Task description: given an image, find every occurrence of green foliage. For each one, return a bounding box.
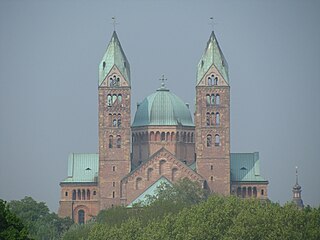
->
[62,222,95,240]
[61,179,320,239]
[8,196,73,240]
[0,199,30,240]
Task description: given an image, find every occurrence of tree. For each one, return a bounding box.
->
[8,196,73,240]
[0,199,30,240]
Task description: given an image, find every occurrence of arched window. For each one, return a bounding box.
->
[261,189,264,196]
[183,132,187,142]
[211,165,213,170]
[214,77,218,85]
[136,177,142,190]
[87,189,90,200]
[82,189,86,200]
[242,187,247,198]
[211,112,215,125]
[103,61,106,69]
[216,94,220,105]
[159,160,166,175]
[109,135,113,148]
[215,134,220,146]
[112,191,115,198]
[117,114,121,127]
[208,77,212,86]
[166,132,170,141]
[187,133,190,143]
[65,191,68,197]
[72,190,76,200]
[207,134,212,147]
[155,131,160,141]
[107,95,112,106]
[206,112,210,126]
[253,187,257,198]
[171,132,175,141]
[161,132,165,141]
[109,113,112,126]
[206,94,210,105]
[113,119,117,127]
[172,168,178,181]
[112,94,117,103]
[216,112,220,125]
[248,187,252,197]
[176,132,180,142]
[77,189,81,200]
[78,210,85,224]
[211,94,214,105]
[210,176,214,181]
[147,168,153,181]
[191,133,194,143]
[116,135,121,148]
[118,94,122,103]
[150,131,155,141]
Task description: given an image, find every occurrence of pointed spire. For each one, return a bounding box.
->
[292,166,304,208]
[197,31,229,85]
[99,30,130,86]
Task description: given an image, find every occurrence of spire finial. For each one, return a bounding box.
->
[295,166,299,185]
[209,17,216,32]
[159,74,167,88]
[111,17,118,31]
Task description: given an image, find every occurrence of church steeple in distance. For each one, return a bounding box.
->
[292,166,304,208]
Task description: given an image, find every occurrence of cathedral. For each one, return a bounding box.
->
[58,30,269,223]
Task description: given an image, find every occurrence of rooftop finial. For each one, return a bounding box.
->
[112,17,118,31]
[159,74,167,89]
[209,17,215,32]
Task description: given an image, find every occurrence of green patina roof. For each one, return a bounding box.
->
[132,85,194,127]
[99,31,130,86]
[197,31,229,85]
[127,176,172,207]
[230,152,267,182]
[61,153,98,183]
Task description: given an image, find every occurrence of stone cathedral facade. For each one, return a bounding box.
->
[58,30,268,223]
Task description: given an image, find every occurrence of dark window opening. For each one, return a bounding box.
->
[78,210,85,224]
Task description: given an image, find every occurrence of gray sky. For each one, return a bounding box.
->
[1,0,319,212]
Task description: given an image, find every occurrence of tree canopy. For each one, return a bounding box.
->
[62,178,320,240]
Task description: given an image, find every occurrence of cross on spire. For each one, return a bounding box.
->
[209,17,217,32]
[111,17,118,31]
[159,74,167,88]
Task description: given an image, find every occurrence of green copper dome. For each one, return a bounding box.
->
[132,86,194,127]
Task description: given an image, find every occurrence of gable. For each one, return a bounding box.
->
[121,148,205,205]
[127,176,172,207]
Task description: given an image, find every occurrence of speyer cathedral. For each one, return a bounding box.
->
[58,30,269,223]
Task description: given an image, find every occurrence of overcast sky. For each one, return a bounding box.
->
[0,0,319,212]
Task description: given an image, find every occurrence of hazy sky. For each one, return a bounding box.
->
[1,0,319,212]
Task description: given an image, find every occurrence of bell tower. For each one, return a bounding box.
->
[98,31,131,209]
[195,31,230,195]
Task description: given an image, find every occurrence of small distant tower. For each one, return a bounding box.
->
[292,166,304,208]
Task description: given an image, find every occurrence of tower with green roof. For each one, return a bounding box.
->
[195,31,231,195]
[98,31,131,209]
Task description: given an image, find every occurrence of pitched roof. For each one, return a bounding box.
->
[61,153,98,183]
[230,152,267,183]
[99,31,130,86]
[127,176,172,207]
[197,31,229,85]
